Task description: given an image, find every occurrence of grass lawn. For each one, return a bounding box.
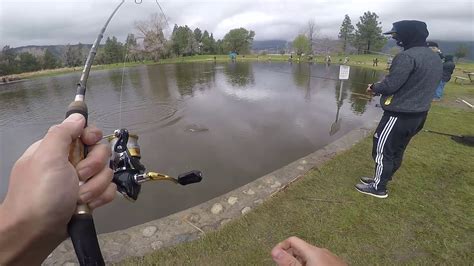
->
[120,78,474,264]
[4,53,472,264]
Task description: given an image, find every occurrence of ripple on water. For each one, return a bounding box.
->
[92,98,184,135]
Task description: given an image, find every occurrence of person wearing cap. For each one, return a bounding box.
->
[433,54,455,101]
[355,20,442,198]
[426,41,456,101]
[426,41,444,58]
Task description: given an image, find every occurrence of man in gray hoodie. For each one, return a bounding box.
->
[355,20,442,198]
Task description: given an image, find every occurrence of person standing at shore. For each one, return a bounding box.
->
[427,41,456,101]
[355,20,442,198]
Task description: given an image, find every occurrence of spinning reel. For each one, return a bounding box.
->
[106,129,203,201]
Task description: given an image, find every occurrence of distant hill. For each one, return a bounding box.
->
[252,39,342,55]
[11,44,92,62]
[383,39,474,60]
[252,40,288,53]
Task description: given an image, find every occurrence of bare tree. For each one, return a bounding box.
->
[306,20,319,55]
[134,13,168,61]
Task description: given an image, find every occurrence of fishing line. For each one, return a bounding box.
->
[118,44,130,129]
[118,0,169,128]
[134,0,171,29]
[155,0,170,29]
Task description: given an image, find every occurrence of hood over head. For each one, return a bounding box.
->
[384,20,429,50]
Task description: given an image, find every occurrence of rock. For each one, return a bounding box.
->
[58,243,69,253]
[297,166,305,171]
[265,176,276,184]
[243,189,255,195]
[271,181,282,188]
[151,241,163,250]
[142,226,157,237]
[221,219,232,226]
[300,160,308,164]
[227,196,238,205]
[211,203,223,214]
[189,214,201,223]
[241,207,251,215]
[254,199,264,205]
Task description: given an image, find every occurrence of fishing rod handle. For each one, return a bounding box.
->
[66,101,105,266]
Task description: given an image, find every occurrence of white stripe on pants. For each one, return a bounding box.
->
[374,116,398,190]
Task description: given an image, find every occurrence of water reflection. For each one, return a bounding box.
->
[0,62,383,233]
[175,63,216,97]
[223,62,254,87]
[348,67,380,114]
[330,80,346,135]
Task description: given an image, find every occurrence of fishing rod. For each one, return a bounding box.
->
[424,130,474,147]
[66,1,202,265]
[66,1,125,264]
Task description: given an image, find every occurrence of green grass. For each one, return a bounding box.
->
[120,78,474,265]
[4,52,472,264]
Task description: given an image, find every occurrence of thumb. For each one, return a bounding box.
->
[39,113,86,157]
[271,246,302,266]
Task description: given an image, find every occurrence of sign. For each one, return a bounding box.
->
[339,65,350,80]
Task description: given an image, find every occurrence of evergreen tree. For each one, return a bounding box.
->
[201,30,217,54]
[0,45,18,75]
[194,28,202,43]
[216,39,225,54]
[171,25,197,56]
[18,52,41,72]
[338,14,355,53]
[103,36,125,64]
[353,11,386,53]
[42,49,60,69]
[65,45,75,67]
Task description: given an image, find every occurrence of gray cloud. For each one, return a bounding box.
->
[1,0,473,47]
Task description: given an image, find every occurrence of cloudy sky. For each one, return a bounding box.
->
[1,0,473,47]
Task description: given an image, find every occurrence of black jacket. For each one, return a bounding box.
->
[372,21,442,113]
[442,58,455,82]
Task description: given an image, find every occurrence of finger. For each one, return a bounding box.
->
[82,125,103,146]
[39,114,85,157]
[76,143,111,182]
[277,237,313,261]
[78,165,113,203]
[88,183,117,209]
[271,246,302,266]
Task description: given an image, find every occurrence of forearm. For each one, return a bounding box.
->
[0,205,63,265]
[372,54,414,95]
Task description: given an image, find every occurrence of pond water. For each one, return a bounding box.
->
[0,61,383,233]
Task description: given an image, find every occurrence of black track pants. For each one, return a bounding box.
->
[372,112,427,190]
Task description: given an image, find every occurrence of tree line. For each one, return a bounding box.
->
[0,13,255,76]
[292,11,387,57]
[1,11,470,76]
[293,11,470,59]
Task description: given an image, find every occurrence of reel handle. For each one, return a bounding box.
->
[177,170,203,185]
